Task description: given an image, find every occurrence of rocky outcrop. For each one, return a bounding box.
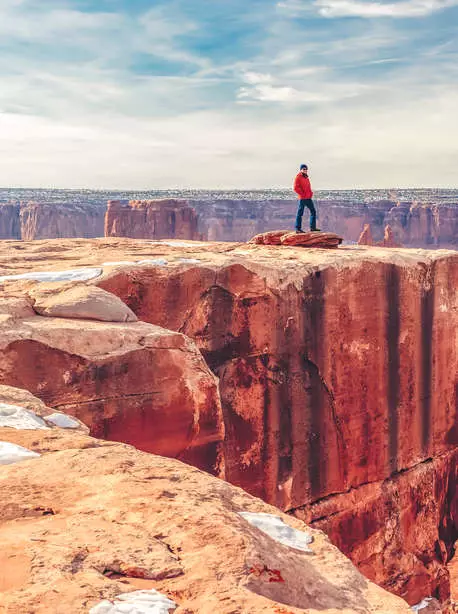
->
[104,199,200,240]
[20,202,105,240]
[0,203,21,239]
[0,238,457,606]
[0,386,410,613]
[31,285,138,322]
[95,241,457,605]
[358,224,401,247]
[249,230,343,248]
[0,296,224,475]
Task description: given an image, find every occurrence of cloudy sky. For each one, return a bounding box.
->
[1,0,457,189]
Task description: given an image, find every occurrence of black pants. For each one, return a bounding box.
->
[295,199,317,231]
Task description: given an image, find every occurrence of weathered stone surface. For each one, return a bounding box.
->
[358,224,401,247]
[31,285,138,322]
[0,203,21,239]
[105,200,199,240]
[20,201,105,240]
[0,309,224,476]
[280,231,343,248]
[249,230,290,245]
[0,238,457,606]
[0,423,410,613]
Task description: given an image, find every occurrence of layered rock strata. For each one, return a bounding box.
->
[0,238,457,606]
[104,199,199,240]
[0,294,224,476]
[20,201,105,240]
[0,385,410,613]
[0,203,21,239]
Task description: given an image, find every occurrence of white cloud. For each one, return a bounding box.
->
[279,0,458,18]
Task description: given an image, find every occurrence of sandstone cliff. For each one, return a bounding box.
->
[0,238,457,607]
[0,386,410,614]
[0,203,21,239]
[104,199,200,240]
[20,201,105,240]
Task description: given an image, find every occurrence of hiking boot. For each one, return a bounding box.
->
[310,228,321,232]
[295,229,305,234]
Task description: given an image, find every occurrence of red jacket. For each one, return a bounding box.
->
[294,173,313,199]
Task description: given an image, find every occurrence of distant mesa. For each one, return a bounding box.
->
[104,199,200,240]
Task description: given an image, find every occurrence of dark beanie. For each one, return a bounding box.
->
[300,164,308,170]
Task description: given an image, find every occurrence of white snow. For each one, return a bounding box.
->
[0,441,41,465]
[137,259,168,266]
[89,589,177,614]
[239,512,313,553]
[411,598,435,612]
[0,268,102,283]
[0,403,48,430]
[178,258,201,264]
[102,261,136,266]
[44,412,80,429]
[150,241,196,248]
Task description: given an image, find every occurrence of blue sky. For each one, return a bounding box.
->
[1,0,457,189]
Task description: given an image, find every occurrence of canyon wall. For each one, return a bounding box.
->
[104,199,200,240]
[0,239,457,606]
[1,198,456,248]
[96,245,458,604]
[20,201,105,240]
[0,203,21,239]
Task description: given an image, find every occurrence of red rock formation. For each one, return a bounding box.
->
[0,300,224,476]
[358,224,401,248]
[20,202,105,240]
[0,239,457,606]
[104,199,199,240]
[357,224,374,246]
[0,387,410,613]
[95,243,458,605]
[0,203,21,239]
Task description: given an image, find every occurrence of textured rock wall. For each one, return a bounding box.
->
[98,249,458,604]
[0,203,21,239]
[104,199,200,240]
[0,309,224,476]
[0,385,411,614]
[20,202,105,240]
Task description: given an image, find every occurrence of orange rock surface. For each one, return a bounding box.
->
[0,385,410,613]
[104,199,199,240]
[0,237,457,606]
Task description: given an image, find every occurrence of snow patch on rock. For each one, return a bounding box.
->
[0,441,41,465]
[89,589,177,614]
[239,512,313,553]
[150,241,196,248]
[0,268,102,283]
[44,412,81,429]
[0,403,48,430]
[178,258,201,264]
[411,598,437,612]
[102,261,136,266]
[137,259,168,266]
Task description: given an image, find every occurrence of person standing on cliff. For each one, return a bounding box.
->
[293,164,320,233]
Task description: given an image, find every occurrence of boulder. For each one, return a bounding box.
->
[31,285,137,322]
[248,230,290,245]
[280,231,343,248]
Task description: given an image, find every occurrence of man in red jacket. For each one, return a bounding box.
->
[293,164,320,232]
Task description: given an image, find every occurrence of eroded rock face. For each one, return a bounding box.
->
[0,203,21,239]
[0,239,457,606]
[0,309,224,476]
[20,202,105,240]
[105,200,199,240]
[0,410,410,613]
[96,242,458,605]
